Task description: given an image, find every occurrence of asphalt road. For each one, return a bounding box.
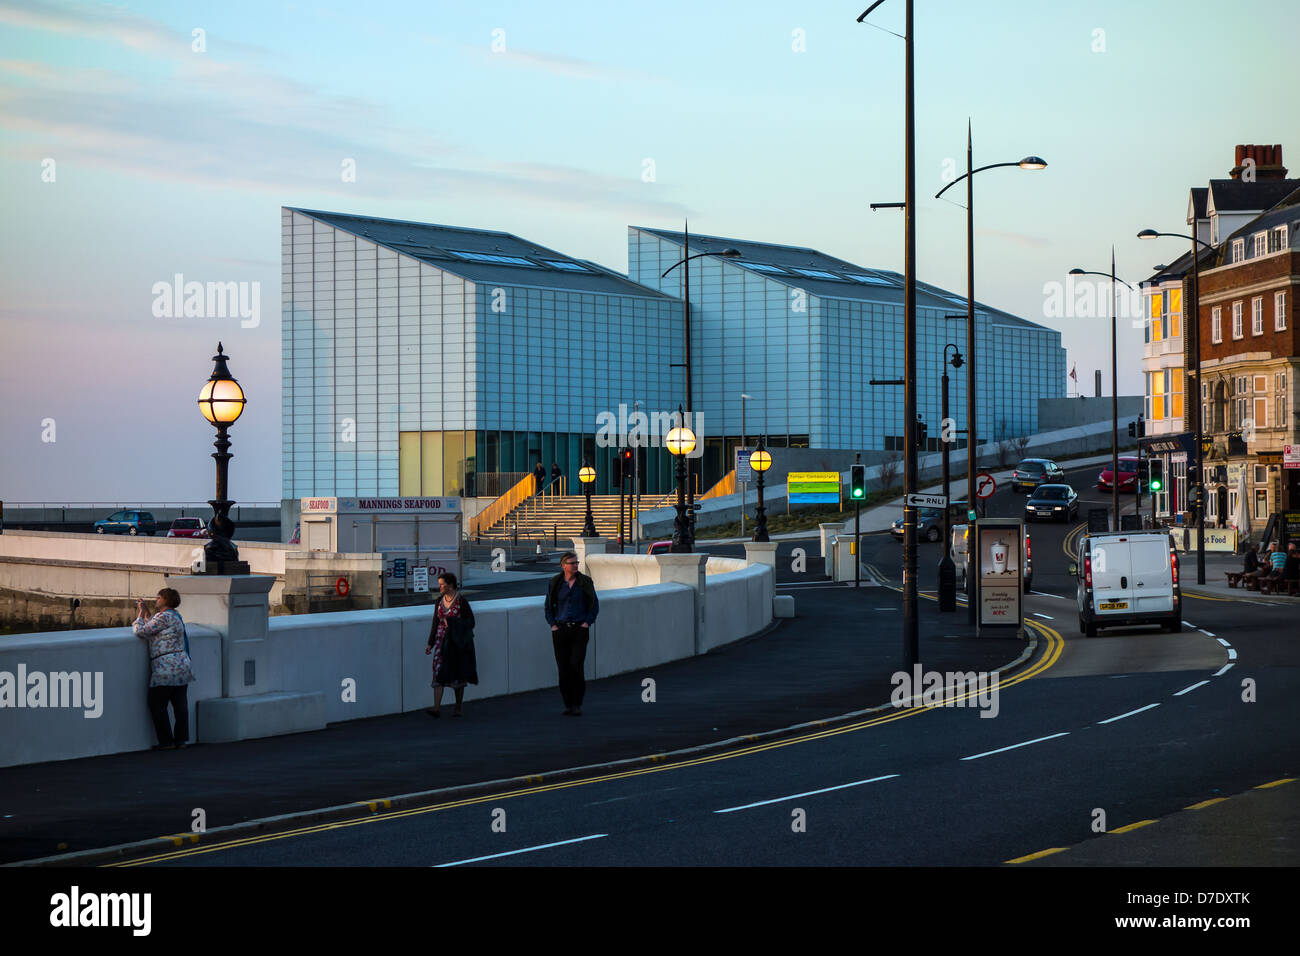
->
[105,464,1297,867]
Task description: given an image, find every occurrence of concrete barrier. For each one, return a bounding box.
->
[0,551,776,768]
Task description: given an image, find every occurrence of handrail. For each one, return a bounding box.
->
[701,469,736,501]
[469,472,537,536]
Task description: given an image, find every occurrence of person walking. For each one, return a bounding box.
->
[550,462,562,491]
[544,551,599,715]
[425,572,477,717]
[533,460,546,494]
[133,587,195,750]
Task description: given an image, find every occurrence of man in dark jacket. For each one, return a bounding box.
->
[533,461,546,494]
[545,551,599,715]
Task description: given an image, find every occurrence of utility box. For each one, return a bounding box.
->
[299,497,462,592]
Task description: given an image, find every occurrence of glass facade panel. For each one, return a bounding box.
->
[421,431,443,496]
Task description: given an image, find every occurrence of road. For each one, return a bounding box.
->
[101,462,1296,868]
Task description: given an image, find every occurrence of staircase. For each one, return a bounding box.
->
[475,495,634,542]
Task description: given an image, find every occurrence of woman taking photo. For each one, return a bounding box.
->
[132,587,195,750]
[425,572,478,717]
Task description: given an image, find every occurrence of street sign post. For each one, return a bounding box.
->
[974,472,996,499]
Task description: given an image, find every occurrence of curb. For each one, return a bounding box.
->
[1183,585,1299,604]
[14,617,1043,869]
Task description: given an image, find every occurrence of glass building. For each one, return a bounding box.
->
[282,209,1064,511]
[629,227,1065,483]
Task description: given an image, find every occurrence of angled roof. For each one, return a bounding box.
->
[634,226,1049,331]
[1206,179,1300,214]
[1207,185,1300,267]
[288,208,669,299]
[1187,187,1207,222]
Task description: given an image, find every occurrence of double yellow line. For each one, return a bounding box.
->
[112,622,1063,866]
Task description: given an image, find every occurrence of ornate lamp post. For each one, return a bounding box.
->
[579,461,597,538]
[197,342,250,574]
[938,343,964,610]
[750,440,772,543]
[665,405,698,553]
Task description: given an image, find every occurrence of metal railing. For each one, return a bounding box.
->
[468,473,537,537]
[472,472,529,499]
[701,469,737,500]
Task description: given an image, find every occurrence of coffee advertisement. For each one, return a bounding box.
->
[978,523,1022,627]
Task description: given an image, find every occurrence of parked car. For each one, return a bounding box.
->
[646,540,672,555]
[1097,455,1146,492]
[951,524,1032,592]
[1024,484,1079,522]
[93,510,157,536]
[891,500,969,543]
[1010,458,1065,492]
[1072,530,1181,636]
[166,517,208,538]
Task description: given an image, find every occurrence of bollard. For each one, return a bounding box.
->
[553,523,558,547]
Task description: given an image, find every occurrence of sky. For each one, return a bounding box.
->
[1,0,1297,501]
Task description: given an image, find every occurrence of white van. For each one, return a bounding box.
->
[1072,531,1181,636]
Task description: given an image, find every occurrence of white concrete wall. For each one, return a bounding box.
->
[0,623,222,768]
[0,530,288,575]
[1,557,773,767]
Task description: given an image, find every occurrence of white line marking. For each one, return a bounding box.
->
[433,833,608,867]
[874,607,895,610]
[1213,662,1235,677]
[1182,620,1195,627]
[714,774,900,813]
[1199,629,1217,637]
[1174,680,1210,697]
[1033,592,1070,602]
[1032,613,1054,620]
[1097,702,1161,725]
[1215,637,1229,646]
[1227,648,1237,660]
[960,733,1069,761]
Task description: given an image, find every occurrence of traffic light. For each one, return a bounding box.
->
[1128,420,1137,438]
[850,464,866,500]
[621,448,633,484]
[1149,459,1164,493]
[611,454,622,484]
[915,417,928,447]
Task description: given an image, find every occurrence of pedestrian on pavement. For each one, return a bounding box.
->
[545,551,599,715]
[533,461,546,494]
[133,587,195,750]
[425,572,477,717]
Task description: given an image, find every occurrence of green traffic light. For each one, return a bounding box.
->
[1150,479,1163,492]
[852,488,864,499]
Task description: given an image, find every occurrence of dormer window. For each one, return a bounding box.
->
[1253,233,1267,258]
[1231,238,1244,263]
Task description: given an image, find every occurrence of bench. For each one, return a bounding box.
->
[1259,576,1300,596]
[1225,572,1245,588]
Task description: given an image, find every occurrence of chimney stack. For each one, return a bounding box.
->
[1230,143,1288,180]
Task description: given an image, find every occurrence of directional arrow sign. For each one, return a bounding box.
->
[905,493,948,509]
[975,472,997,499]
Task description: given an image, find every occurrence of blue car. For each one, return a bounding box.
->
[94,510,157,536]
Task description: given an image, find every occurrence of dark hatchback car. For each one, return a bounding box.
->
[1011,458,1064,492]
[1024,484,1079,522]
[93,510,157,535]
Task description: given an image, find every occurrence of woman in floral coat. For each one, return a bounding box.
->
[133,587,195,749]
[424,572,477,717]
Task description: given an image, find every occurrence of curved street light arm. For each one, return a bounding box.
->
[934,161,1025,200]
[1070,268,1137,291]
[1139,229,1213,251]
[661,250,737,278]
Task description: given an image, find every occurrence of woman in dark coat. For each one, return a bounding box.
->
[425,572,477,717]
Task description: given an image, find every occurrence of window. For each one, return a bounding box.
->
[1232,238,1244,262]
[1152,370,1166,419]
[792,268,840,279]
[1268,226,1287,252]
[1150,292,1163,341]
[1211,306,1222,342]
[1254,397,1268,428]
[540,260,589,272]
[1254,489,1268,520]
[1255,464,1268,483]
[450,250,537,266]
[845,273,894,286]
[1253,232,1267,258]
[1252,297,1264,335]
[742,262,787,274]
[1172,367,1184,418]
[1277,291,1288,331]
[1232,301,1243,339]
[1170,289,1181,338]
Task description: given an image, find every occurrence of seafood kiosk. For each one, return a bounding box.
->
[298,496,462,597]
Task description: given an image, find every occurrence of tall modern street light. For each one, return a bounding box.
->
[857,0,922,667]
[665,406,698,552]
[1069,254,1136,531]
[1139,227,1213,585]
[197,342,250,574]
[938,343,964,611]
[934,124,1045,623]
[660,227,741,532]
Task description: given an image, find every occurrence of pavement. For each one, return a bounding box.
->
[0,558,1031,865]
[1180,551,1300,602]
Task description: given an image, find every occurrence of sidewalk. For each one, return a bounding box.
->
[0,584,1030,864]
[1181,551,1300,602]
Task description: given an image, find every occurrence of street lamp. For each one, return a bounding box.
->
[1139,227,1213,584]
[578,461,597,538]
[197,342,249,574]
[661,228,741,532]
[740,392,755,537]
[665,406,698,553]
[935,125,1046,624]
[751,439,772,543]
[938,343,964,610]
[1069,256,1137,531]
